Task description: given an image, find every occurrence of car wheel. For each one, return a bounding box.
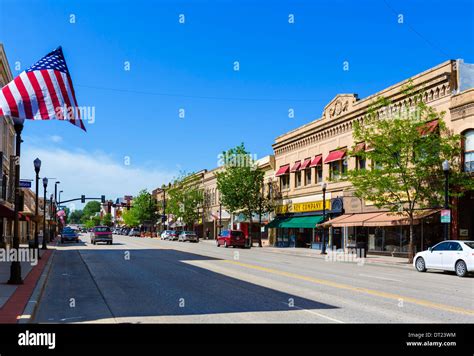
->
[224,241,228,248]
[455,260,468,277]
[216,240,220,247]
[415,257,426,272]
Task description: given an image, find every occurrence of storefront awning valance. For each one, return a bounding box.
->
[353,142,365,153]
[309,155,322,167]
[275,165,290,177]
[322,210,440,228]
[290,161,301,172]
[418,120,439,136]
[300,158,312,170]
[327,212,382,227]
[324,149,346,164]
[268,215,324,229]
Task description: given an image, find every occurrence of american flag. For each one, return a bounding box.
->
[0,46,86,131]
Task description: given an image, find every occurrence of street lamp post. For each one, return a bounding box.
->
[58,190,63,205]
[8,118,25,285]
[54,181,60,239]
[33,159,41,257]
[49,194,54,242]
[321,182,328,255]
[442,160,450,241]
[41,178,48,250]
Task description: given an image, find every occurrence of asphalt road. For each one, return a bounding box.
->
[32,233,474,323]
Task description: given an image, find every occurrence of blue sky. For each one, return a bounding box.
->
[1,0,473,205]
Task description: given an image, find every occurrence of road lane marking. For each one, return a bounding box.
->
[358,274,403,283]
[221,260,474,317]
[280,302,345,323]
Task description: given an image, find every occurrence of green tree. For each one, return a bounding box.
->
[81,201,101,223]
[216,143,267,246]
[101,213,113,227]
[346,88,474,262]
[69,209,83,224]
[84,215,101,228]
[131,189,158,226]
[167,173,204,228]
[122,208,140,227]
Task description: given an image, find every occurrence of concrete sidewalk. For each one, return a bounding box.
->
[0,240,56,323]
[199,239,410,267]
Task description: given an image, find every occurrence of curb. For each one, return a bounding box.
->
[18,246,56,324]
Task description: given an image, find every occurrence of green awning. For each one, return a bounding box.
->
[267,215,324,229]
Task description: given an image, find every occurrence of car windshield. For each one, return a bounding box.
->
[95,227,110,232]
[463,242,474,249]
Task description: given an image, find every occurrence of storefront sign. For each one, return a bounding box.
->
[275,200,331,214]
[460,229,469,237]
[441,209,451,223]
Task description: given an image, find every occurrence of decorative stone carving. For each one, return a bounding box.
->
[323,94,358,120]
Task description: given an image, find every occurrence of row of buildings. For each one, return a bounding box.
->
[151,59,474,257]
[0,44,56,248]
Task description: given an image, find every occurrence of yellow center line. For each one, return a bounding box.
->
[221,259,474,317]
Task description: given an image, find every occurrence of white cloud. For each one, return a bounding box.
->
[49,135,63,143]
[20,145,177,210]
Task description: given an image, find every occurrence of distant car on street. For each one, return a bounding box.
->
[120,227,130,235]
[178,231,199,243]
[216,229,247,248]
[414,240,474,277]
[128,228,141,237]
[91,226,113,245]
[60,227,79,244]
[161,230,178,240]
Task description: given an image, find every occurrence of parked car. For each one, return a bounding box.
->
[414,240,474,277]
[120,227,130,236]
[60,227,79,243]
[161,230,178,240]
[216,229,247,248]
[91,226,113,245]
[128,228,141,237]
[178,231,199,242]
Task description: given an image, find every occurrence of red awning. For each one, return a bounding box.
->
[324,149,346,164]
[309,155,322,167]
[300,158,311,170]
[418,120,439,136]
[290,161,301,172]
[354,142,365,153]
[275,165,290,177]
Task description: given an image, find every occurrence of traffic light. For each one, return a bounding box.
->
[126,203,130,210]
[101,195,105,204]
[81,195,85,203]
[107,201,112,214]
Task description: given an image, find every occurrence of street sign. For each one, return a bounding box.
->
[19,180,32,188]
[441,209,451,223]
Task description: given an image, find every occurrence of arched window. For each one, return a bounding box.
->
[464,130,474,172]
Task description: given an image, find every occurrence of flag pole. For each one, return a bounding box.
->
[8,117,25,285]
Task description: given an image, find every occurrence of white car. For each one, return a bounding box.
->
[414,240,474,277]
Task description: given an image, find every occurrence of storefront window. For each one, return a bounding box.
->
[280,175,290,191]
[464,130,474,172]
[316,165,323,183]
[305,168,312,185]
[357,156,366,170]
[295,171,302,187]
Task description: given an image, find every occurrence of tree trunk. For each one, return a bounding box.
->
[248,209,253,248]
[408,216,414,264]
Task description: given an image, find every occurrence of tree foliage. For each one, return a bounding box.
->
[216,143,270,241]
[167,173,204,228]
[81,201,101,223]
[68,210,83,224]
[122,207,140,227]
[101,213,113,227]
[131,189,158,225]
[346,86,474,261]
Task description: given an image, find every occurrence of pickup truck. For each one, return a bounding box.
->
[91,226,113,245]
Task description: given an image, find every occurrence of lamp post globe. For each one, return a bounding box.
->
[34,158,41,173]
